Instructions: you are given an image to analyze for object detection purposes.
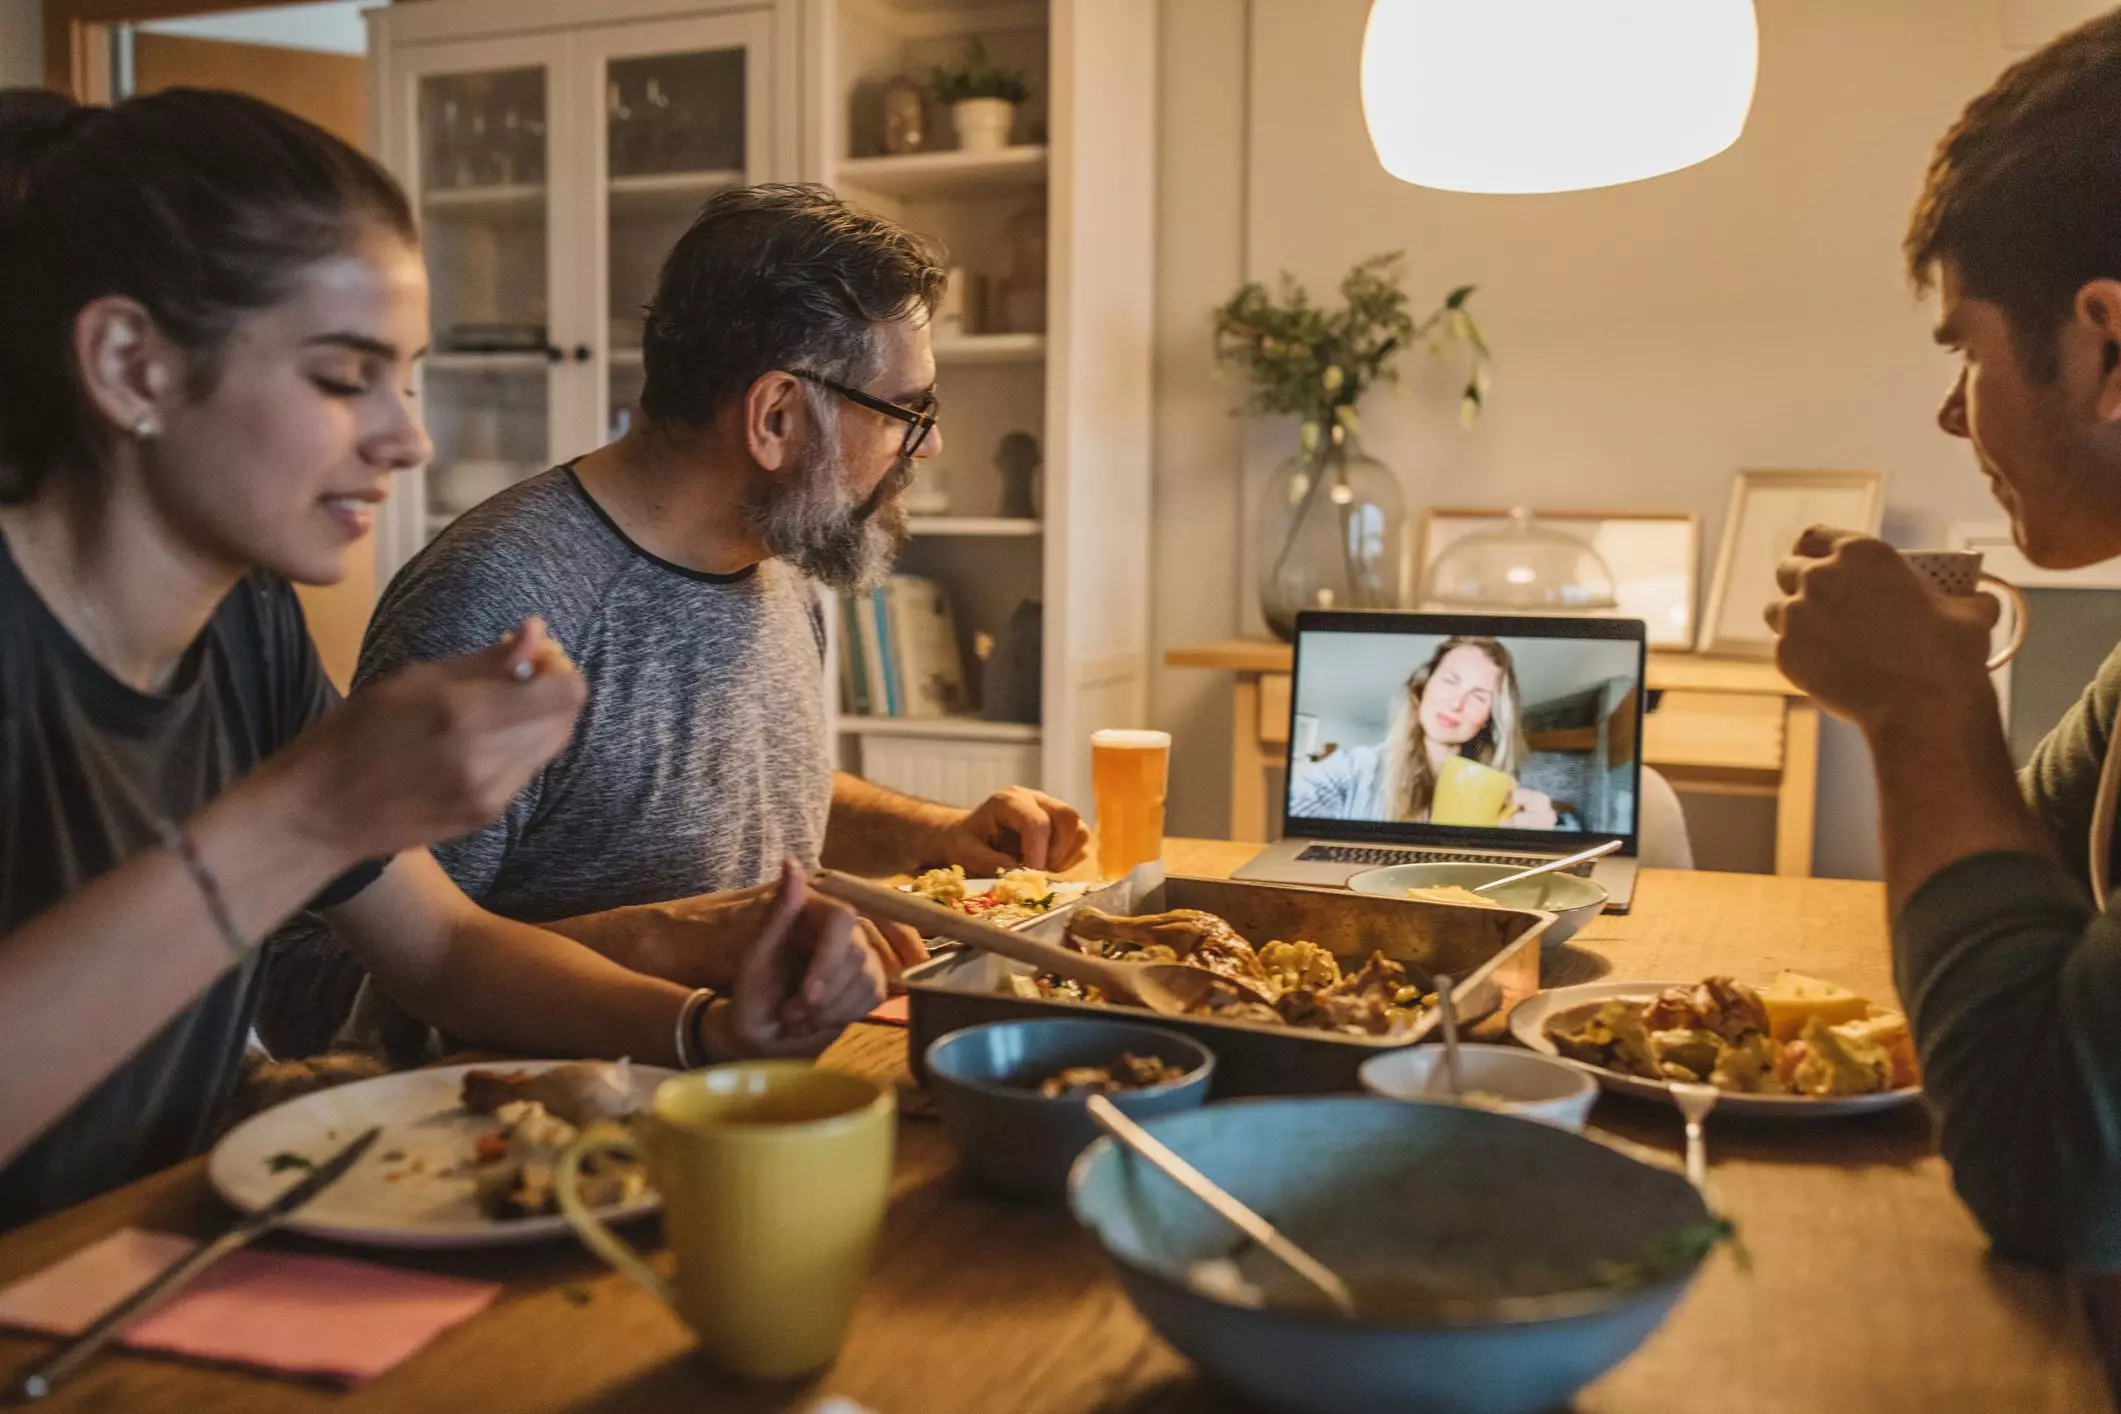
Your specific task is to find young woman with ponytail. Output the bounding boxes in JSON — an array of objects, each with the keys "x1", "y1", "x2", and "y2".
[{"x1": 0, "y1": 89, "x2": 883, "y2": 1227}]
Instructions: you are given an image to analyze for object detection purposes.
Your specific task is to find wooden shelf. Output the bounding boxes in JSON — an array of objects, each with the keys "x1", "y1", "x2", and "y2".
[
  {"x1": 609, "y1": 169, "x2": 744, "y2": 217},
  {"x1": 907, "y1": 517, "x2": 1042, "y2": 537},
  {"x1": 422, "y1": 183, "x2": 542, "y2": 216},
  {"x1": 428, "y1": 351, "x2": 548, "y2": 374},
  {"x1": 837, "y1": 716, "x2": 1041, "y2": 743},
  {"x1": 933, "y1": 333, "x2": 1045, "y2": 365},
  {"x1": 836, "y1": 146, "x2": 1047, "y2": 198}
]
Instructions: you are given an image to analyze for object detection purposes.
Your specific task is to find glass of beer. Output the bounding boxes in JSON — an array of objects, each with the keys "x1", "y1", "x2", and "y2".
[{"x1": 1092, "y1": 729, "x2": 1171, "y2": 879}]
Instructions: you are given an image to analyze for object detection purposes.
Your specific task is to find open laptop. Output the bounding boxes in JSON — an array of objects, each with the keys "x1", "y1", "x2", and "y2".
[{"x1": 1234, "y1": 610, "x2": 1647, "y2": 911}]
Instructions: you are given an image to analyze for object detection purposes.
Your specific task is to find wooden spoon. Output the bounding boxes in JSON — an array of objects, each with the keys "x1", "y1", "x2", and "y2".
[{"x1": 810, "y1": 870, "x2": 1275, "y2": 1018}]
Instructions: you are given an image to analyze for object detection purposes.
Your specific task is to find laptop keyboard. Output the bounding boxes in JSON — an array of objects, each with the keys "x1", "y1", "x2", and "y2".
[{"x1": 1293, "y1": 844, "x2": 1598, "y2": 876}]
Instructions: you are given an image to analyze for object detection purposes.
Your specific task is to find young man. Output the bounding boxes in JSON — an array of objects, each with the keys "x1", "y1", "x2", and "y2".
[
  {"x1": 263, "y1": 185, "x2": 1088, "y2": 1056},
  {"x1": 1767, "y1": 12, "x2": 2121, "y2": 1266}
]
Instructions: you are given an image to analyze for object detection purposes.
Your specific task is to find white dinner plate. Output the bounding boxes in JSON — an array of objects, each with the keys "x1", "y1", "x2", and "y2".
[
  {"x1": 209, "y1": 1060, "x2": 675, "y2": 1249},
  {"x1": 1508, "y1": 981, "x2": 1924, "y2": 1119}
]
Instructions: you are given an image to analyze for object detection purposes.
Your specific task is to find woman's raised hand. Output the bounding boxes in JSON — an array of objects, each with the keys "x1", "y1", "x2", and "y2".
[
  {"x1": 275, "y1": 616, "x2": 587, "y2": 862},
  {"x1": 1502, "y1": 786, "x2": 1559, "y2": 830}
]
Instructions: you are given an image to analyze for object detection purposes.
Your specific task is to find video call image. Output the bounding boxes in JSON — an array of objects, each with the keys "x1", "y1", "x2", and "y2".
[{"x1": 1286, "y1": 631, "x2": 1643, "y2": 835}]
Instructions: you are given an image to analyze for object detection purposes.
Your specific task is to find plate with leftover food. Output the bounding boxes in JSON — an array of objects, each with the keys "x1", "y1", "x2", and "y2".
[
  {"x1": 902, "y1": 866, "x2": 1089, "y2": 929},
  {"x1": 1005, "y1": 906, "x2": 1441, "y2": 1036},
  {"x1": 208, "y1": 1059, "x2": 674, "y2": 1248},
  {"x1": 1507, "y1": 973, "x2": 1922, "y2": 1117}
]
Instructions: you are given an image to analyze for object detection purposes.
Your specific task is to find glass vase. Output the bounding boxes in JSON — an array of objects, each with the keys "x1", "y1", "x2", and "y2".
[{"x1": 1255, "y1": 437, "x2": 1407, "y2": 640}]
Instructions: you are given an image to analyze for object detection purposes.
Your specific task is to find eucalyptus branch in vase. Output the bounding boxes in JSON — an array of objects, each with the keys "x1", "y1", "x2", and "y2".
[{"x1": 1213, "y1": 254, "x2": 1492, "y2": 631}]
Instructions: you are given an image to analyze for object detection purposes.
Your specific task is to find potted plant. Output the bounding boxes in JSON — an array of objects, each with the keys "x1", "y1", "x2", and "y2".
[
  {"x1": 1213, "y1": 253, "x2": 1492, "y2": 639},
  {"x1": 929, "y1": 39, "x2": 1031, "y2": 153}
]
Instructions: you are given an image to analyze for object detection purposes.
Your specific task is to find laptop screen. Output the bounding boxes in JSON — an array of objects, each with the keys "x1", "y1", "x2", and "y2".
[{"x1": 1283, "y1": 611, "x2": 1647, "y2": 849}]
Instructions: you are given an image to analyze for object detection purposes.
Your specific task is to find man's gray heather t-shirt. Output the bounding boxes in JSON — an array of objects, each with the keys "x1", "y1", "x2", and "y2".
[{"x1": 358, "y1": 466, "x2": 832, "y2": 917}]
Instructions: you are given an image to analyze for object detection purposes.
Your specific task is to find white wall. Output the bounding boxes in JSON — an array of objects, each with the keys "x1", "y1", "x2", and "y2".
[
  {"x1": 1149, "y1": 0, "x2": 1248, "y2": 838},
  {"x1": 1152, "y1": 0, "x2": 2069, "y2": 877},
  {"x1": 0, "y1": 0, "x2": 42, "y2": 90}
]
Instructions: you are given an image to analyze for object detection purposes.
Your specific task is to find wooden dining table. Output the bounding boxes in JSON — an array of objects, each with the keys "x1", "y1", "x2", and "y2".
[{"x1": 2, "y1": 839, "x2": 2114, "y2": 1414}]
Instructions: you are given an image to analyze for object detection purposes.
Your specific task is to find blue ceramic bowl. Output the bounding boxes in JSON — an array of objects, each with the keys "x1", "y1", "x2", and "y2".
[
  {"x1": 925, "y1": 1018, "x2": 1215, "y2": 1199},
  {"x1": 1069, "y1": 1097, "x2": 1713, "y2": 1414}
]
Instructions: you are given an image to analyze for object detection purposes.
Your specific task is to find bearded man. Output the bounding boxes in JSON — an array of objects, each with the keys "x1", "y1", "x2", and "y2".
[{"x1": 259, "y1": 185, "x2": 1085, "y2": 1058}]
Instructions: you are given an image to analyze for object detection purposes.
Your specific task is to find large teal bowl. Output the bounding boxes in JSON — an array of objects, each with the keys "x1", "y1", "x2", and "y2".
[{"x1": 1068, "y1": 1097, "x2": 1710, "y2": 1414}]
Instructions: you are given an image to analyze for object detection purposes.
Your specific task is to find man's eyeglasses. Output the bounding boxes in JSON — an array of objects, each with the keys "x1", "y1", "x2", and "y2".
[{"x1": 791, "y1": 370, "x2": 938, "y2": 459}]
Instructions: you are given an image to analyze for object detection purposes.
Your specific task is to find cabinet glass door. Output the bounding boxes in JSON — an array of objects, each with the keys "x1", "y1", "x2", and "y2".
[
  {"x1": 590, "y1": 14, "x2": 776, "y2": 445},
  {"x1": 395, "y1": 47, "x2": 567, "y2": 561}
]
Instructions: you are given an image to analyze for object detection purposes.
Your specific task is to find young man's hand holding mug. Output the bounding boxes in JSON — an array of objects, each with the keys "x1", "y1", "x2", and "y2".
[{"x1": 1764, "y1": 526, "x2": 2013, "y2": 733}]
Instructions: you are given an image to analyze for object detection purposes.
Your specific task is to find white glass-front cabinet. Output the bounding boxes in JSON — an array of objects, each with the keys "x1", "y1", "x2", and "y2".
[{"x1": 366, "y1": 0, "x2": 795, "y2": 578}]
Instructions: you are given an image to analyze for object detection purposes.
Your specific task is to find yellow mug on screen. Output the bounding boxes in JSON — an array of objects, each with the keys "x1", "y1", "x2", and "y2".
[
  {"x1": 556, "y1": 1062, "x2": 895, "y2": 1381},
  {"x1": 1431, "y1": 754, "x2": 1517, "y2": 826}
]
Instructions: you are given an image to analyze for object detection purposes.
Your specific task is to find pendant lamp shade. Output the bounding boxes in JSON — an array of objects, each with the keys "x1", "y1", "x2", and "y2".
[{"x1": 1361, "y1": 0, "x2": 1760, "y2": 195}]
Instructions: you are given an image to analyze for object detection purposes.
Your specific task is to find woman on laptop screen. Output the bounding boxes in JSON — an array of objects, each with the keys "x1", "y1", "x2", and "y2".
[{"x1": 1287, "y1": 636, "x2": 1567, "y2": 829}]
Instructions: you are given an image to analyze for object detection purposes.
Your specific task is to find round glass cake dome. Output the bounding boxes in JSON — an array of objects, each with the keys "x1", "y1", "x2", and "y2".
[{"x1": 1423, "y1": 508, "x2": 1619, "y2": 612}]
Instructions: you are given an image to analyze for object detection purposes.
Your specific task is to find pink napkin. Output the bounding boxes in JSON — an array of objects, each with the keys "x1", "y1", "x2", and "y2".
[
  {"x1": 0, "y1": 1228, "x2": 500, "y2": 1385},
  {"x1": 865, "y1": 995, "x2": 910, "y2": 1025}
]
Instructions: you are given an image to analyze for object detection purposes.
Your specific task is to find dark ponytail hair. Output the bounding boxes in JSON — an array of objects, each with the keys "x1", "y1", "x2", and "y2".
[{"x1": 0, "y1": 88, "x2": 417, "y2": 501}]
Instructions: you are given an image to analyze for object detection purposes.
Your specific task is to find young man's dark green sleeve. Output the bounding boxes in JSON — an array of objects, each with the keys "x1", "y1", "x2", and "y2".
[{"x1": 1893, "y1": 643, "x2": 2121, "y2": 1267}]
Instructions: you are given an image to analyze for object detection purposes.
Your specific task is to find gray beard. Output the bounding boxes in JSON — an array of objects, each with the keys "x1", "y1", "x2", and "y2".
[{"x1": 746, "y1": 445, "x2": 911, "y2": 592}]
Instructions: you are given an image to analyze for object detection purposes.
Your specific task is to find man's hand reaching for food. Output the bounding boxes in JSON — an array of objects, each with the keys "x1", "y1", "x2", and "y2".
[
  {"x1": 939, "y1": 786, "x2": 1091, "y2": 874},
  {"x1": 824, "y1": 773, "x2": 1093, "y2": 879},
  {"x1": 546, "y1": 877, "x2": 928, "y2": 996}
]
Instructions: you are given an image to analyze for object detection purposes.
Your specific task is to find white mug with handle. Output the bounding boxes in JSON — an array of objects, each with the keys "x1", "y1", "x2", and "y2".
[{"x1": 1901, "y1": 550, "x2": 2027, "y2": 671}]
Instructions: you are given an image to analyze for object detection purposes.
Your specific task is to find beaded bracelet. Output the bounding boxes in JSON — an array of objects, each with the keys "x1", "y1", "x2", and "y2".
[{"x1": 155, "y1": 819, "x2": 249, "y2": 962}]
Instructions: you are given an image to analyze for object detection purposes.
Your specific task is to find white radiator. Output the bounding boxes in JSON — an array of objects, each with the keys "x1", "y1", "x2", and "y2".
[{"x1": 854, "y1": 736, "x2": 1041, "y2": 808}]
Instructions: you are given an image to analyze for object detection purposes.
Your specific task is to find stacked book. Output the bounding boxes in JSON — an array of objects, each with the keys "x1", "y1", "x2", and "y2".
[{"x1": 839, "y1": 575, "x2": 971, "y2": 719}]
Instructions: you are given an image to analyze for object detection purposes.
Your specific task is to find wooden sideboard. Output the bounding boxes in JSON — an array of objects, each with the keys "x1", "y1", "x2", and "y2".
[{"x1": 1165, "y1": 640, "x2": 1821, "y2": 876}]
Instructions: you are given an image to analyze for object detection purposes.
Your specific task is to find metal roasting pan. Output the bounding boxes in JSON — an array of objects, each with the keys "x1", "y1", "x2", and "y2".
[{"x1": 904, "y1": 866, "x2": 1549, "y2": 1097}]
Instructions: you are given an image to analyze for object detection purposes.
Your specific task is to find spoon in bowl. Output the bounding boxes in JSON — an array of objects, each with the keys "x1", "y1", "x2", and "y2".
[
  {"x1": 1433, "y1": 972, "x2": 1463, "y2": 1099},
  {"x1": 810, "y1": 870, "x2": 1277, "y2": 1018},
  {"x1": 1085, "y1": 1093, "x2": 1357, "y2": 1319},
  {"x1": 1473, "y1": 839, "x2": 1624, "y2": 895}
]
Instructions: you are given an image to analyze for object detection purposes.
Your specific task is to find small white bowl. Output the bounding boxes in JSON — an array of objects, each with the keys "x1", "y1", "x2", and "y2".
[{"x1": 1359, "y1": 1043, "x2": 1600, "y2": 1132}]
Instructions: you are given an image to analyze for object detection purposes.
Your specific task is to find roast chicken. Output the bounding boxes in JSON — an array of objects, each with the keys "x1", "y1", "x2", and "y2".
[
  {"x1": 1063, "y1": 907, "x2": 1433, "y2": 1034},
  {"x1": 1066, "y1": 907, "x2": 1271, "y2": 988}
]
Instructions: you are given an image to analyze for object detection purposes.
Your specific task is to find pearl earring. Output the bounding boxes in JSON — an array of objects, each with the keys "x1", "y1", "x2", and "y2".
[{"x1": 131, "y1": 416, "x2": 159, "y2": 439}]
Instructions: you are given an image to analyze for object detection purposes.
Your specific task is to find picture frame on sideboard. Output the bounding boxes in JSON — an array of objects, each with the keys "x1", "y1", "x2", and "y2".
[{"x1": 1699, "y1": 469, "x2": 1884, "y2": 657}]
